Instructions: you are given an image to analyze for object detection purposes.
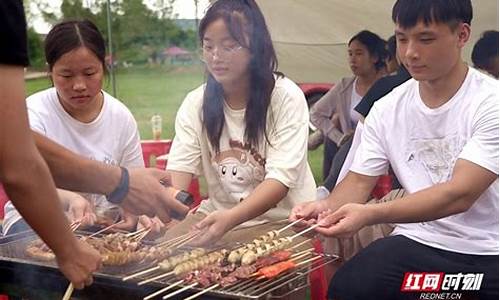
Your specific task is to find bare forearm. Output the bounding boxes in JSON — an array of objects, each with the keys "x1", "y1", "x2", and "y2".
[
  {"x1": 33, "y1": 131, "x2": 120, "y2": 195},
  {"x1": 369, "y1": 182, "x2": 478, "y2": 225},
  {"x1": 367, "y1": 160, "x2": 498, "y2": 225},
  {"x1": 327, "y1": 171, "x2": 378, "y2": 210},
  {"x1": 0, "y1": 65, "x2": 78, "y2": 258},
  {"x1": 169, "y1": 170, "x2": 193, "y2": 191},
  {"x1": 228, "y1": 179, "x2": 288, "y2": 228}
]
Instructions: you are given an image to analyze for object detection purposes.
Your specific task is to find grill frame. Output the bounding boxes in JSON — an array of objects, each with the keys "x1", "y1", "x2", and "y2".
[{"x1": 0, "y1": 230, "x2": 338, "y2": 299}]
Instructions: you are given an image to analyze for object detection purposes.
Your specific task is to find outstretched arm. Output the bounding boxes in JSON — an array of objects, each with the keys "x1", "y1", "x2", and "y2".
[
  {"x1": 316, "y1": 159, "x2": 497, "y2": 237},
  {"x1": 33, "y1": 133, "x2": 188, "y2": 221},
  {"x1": 0, "y1": 64, "x2": 101, "y2": 288}
]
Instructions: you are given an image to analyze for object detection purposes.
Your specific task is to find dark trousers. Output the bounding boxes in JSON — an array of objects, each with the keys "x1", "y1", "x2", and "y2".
[
  {"x1": 324, "y1": 136, "x2": 353, "y2": 191},
  {"x1": 323, "y1": 138, "x2": 339, "y2": 180},
  {"x1": 329, "y1": 235, "x2": 499, "y2": 300}
]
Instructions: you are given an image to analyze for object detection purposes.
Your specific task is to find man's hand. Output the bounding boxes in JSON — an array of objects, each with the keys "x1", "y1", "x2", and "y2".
[
  {"x1": 120, "y1": 168, "x2": 189, "y2": 223},
  {"x1": 56, "y1": 239, "x2": 102, "y2": 289},
  {"x1": 289, "y1": 199, "x2": 330, "y2": 227},
  {"x1": 190, "y1": 211, "x2": 235, "y2": 246},
  {"x1": 315, "y1": 203, "x2": 373, "y2": 238}
]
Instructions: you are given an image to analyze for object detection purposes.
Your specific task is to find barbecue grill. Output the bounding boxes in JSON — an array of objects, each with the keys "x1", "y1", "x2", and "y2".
[{"x1": 0, "y1": 229, "x2": 337, "y2": 299}]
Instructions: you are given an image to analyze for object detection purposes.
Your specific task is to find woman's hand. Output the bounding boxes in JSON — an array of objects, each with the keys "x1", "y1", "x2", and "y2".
[
  {"x1": 113, "y1": 210, "x2": 139, "y2": 231},
  {"x1": 190, "y1": 211, "x2": 236, "y2": 246},
  {"x1": 137, "y1": 215, "x2": 166, "y2": 239},
  {"x1": 66, "y1": 193, "x2": 97, "y2": 226}
]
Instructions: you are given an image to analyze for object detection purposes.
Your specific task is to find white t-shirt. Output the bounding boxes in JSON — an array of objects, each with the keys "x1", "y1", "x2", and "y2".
[
  {"x1": 167, "y1": 76, "x2": 316, "y2": 228},
  {"x1": 351, "y1": 67, "x2": 499, "y2": 255},
  {"x1": 3, "y1": 87, "x2": 144, "y2": 234}
]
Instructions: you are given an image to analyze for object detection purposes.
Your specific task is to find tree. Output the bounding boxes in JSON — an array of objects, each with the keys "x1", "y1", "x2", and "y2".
[{"x1": 27, "y1": 28, "x2": 45, "y2": 70}]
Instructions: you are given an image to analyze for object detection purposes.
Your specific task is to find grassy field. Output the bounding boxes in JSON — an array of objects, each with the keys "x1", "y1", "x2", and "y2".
[{"x1": 25, "y1": 65, "x2": 325, "y2": 184}]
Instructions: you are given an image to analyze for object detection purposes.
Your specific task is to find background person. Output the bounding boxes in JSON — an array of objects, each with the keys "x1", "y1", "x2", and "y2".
[
  {"x1": 471, "y1": 30, "x2": 498, "y2": 78},
  {"x1": 309, "y1": 30, "x2": 387, "y2": 180}
]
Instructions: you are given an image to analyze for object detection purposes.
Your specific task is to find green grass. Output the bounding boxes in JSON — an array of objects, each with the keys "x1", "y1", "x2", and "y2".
[{"x1": 25, "y1": 65, "x2": 324, "y2": 185}]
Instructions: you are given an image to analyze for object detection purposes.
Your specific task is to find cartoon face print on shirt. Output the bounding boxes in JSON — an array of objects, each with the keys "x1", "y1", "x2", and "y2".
[{"x1": 212, "y1": 140, "x2": 265, "y2": 202}]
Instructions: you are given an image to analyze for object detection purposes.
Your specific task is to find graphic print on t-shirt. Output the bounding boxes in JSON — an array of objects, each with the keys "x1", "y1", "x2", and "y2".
[
  {"x1": 407, "y1": 135, "x2": 466, "y2": 184},
  {"x1": 212, "y1": 140, "x2": 265, "y2": 202}
]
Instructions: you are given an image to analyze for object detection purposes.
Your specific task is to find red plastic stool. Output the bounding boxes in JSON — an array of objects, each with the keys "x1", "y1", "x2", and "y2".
[
  {"x1": 0, "y1": 183, "x2": 8, "y2": 219},
  {"x1": 310, "y1": 238, "x2": 328, "y2": 300},
  {"x1": 140, "y1": 140, "x2": 172, "y2": 168},
  {"x1": 371, "y1": 174, "x2": 392, "y2": 200},
  {"x1": 140, "y1": 140, "x2": 202, "y2": 209}
]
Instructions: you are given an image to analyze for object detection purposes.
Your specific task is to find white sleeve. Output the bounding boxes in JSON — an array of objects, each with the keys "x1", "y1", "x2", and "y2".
[
  {"x1": 336, "y1": 121, "x2": 363, "y2": 185},
  {"x1": 350, "y1": 104, "x2": 389, "y2": 176},
  {"x1": 265, "y1": 87, "x2": 309, "y2": 188},
  {"x1": 458, "y1": 95, "x2": 499, "y2": 174},
  {"x1": 26, "y1": 101, "x2": 47, "y2": 135},
  {"x1": 120, "y1": 116, "x2": 144, "y2": 168},
  {"x1": 166, "y1": 92, "x2": 202, "y2": 175}
]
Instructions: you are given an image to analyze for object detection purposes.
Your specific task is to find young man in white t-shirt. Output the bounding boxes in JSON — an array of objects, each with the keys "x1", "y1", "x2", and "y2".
[{"x1": 290, "y1": 0, "x2": 498, "y2": 299}]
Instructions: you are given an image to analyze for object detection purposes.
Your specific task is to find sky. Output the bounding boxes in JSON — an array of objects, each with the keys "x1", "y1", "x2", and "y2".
[{"x1": 31, "y1": 0, "x2": 210, "y2": 33}]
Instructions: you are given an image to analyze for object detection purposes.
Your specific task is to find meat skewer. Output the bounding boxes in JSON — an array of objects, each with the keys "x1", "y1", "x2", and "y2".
[
  {"x1": 137, "y1": 249, "x2": 227, "y2": 285},
  {"x1": 228, "y1": 223, "x2": 316, "y2": 265},
  {"x1": 179, "y1": 250, "x2": 316, "y2": 300},
  {"x1": 123, "y1": 248, "x2": 206, "y2": 281}
]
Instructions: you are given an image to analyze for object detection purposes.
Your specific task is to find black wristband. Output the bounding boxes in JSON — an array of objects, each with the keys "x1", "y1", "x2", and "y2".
[{"x1": 106, "y1": 167, "x2": 129, "y2": 205}]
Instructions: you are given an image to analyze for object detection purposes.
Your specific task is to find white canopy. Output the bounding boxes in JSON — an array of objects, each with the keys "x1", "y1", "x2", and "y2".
[{"x1": 253, "y1": 0, "x2": 499, "y2": 83}]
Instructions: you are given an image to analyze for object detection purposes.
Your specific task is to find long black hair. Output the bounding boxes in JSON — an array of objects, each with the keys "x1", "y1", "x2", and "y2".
[{"x1": 199, "y1": 0, "x2": 279, "y2": 153}]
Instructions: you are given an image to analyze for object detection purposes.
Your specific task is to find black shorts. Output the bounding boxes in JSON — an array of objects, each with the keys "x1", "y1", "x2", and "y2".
[{"x1": 329, "y1": 235, "x2": 498, "y2": 300}]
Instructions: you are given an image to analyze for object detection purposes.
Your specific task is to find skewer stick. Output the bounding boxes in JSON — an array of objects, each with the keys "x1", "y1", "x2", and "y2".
[
  {"x1": 87, "y1": 220, "x2": 125, "y2": 238},
  {"x1": 162, "y1": 282, "x2": 198, "y2": 300},
  {"x1": 122, "y1": 266, "x2": 160, "y2": 281},
  {"x1": 133, "y1": 228, "x2": 152, "y2": 242},
  {"x1": 156, "y1": 232, "x2": 192, "y2": 248},
  {"x1": 183, "y1": 283, "x2": 220, "y2": 300},
  {"x1": 62, "y1": 283, "x2": 73, "y2": 300},
  {"x1": 286, "y1": 238, "x2": 312, "y2": 251},
  {"x1": 295, "y1": 254, "x2": 322, "y2": 267},
  {"x1": 277, "y1": 217, "x2": 304, "y2": 234},
  {"x1": 169, "y1": 232, "x2": 199, "y2": 249},
  {"x1": 289, "y1": 223, "x2": 320, "y2": 240},
  {"x1": 126, "y1": 226, "x2": 149, "y2": 238},
  {"x1": 143, "y1": 279, "x2": 183, "y2": 300},
  {"x1": 290, "y1": 247, "x2": 314, "y2": 259},
  {"x1": 137, "y1": 270, "x2": 175, "y2": 286},
  {"x1": 187, "y1": 203, "x2": 201, "y2": 215}
]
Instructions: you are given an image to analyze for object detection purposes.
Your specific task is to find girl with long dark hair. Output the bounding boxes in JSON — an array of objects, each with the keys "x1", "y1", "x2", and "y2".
[{"x1": 164, "y1": 0, "x2": 315, "y2": 246}]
